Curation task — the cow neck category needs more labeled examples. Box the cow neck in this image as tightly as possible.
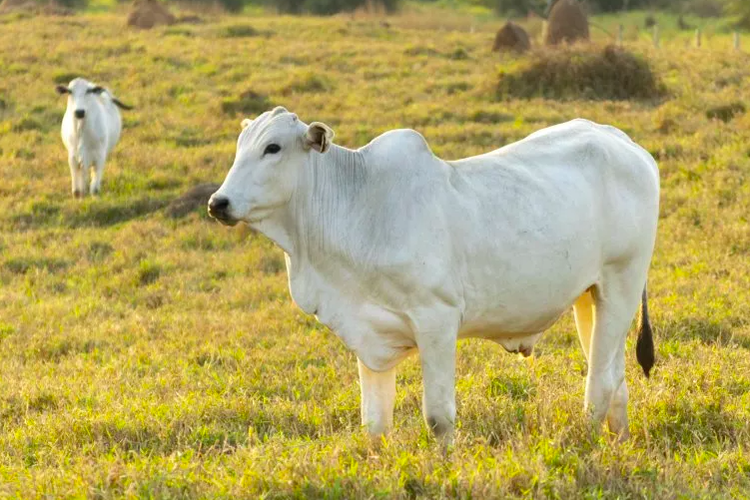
[285,143,368,264]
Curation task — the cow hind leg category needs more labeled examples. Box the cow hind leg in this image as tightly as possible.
[358,359,397,439]
[581,275,642,440]
[573,288,594,359]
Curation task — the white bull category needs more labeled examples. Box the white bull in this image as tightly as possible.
[208,107,659,442]
[56,78,132,197]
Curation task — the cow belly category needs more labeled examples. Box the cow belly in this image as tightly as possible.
[458,305,567,356]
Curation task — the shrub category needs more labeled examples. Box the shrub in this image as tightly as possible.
[220,24,260,37]
[496,45,666,101]
[706,102,746,122]
[221,90,273,116]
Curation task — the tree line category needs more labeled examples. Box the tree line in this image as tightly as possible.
[52,0,750,23]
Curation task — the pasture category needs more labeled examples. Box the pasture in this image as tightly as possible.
[1,6,750,498]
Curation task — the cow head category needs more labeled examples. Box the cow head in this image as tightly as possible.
[208,106,335,226]
[56,78,105,121]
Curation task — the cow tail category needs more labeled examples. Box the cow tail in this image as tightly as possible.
[636,286,655,377]
[112,97,134,111]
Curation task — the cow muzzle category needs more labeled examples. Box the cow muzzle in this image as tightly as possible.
[74,109,86,120]
[207,195,238,226]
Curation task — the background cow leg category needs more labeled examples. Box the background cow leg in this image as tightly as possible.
[585,277,642,440]
[79,160,90,197]
[90,156,105,195]
[68,154,83,198]
[358,358,396,439]
[418,332,457,444]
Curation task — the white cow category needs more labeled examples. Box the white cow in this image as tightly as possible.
[56,78,132,197]
[208,107,659,442]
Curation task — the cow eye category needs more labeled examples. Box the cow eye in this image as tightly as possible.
[264,144,281,155]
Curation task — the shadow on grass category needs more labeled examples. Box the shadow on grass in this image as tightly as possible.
[9,195,170,230]
[657,317,750,349]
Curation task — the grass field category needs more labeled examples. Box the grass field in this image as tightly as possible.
[1,6,750,498]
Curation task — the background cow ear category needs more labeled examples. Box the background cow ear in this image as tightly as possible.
[55,85,70,95]
[304,122,335,153]
[241,118,253,129]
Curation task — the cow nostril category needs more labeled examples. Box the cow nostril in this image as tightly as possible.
[74,110,85,119]
[208,196,230,213]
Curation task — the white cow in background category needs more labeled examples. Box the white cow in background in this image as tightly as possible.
[208,107,659,443]
[56,78,132,197]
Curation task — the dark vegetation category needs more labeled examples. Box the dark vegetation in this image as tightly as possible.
[496,45,666,101]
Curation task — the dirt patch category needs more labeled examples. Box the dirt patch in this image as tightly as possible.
[493,22,531,53]
[545,0,589,46]
[165,183,220,219]
[126,0,176,29]
[496,45,666,101]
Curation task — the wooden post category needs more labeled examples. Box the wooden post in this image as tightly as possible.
[653,25,659,48]
[542,20,548,44]
[617,24,624,47]
[735,32,741,51]
[695,28,701,48]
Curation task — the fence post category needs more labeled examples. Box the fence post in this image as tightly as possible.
[735,32,741,51]
[653,25,659,48]
[618,24,624,47]
[695,28,701,48]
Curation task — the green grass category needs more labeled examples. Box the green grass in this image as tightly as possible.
[1,8,750,499]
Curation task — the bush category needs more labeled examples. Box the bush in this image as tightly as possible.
[218,0,245,12]
[706,102,745,122]
[496,45,666,101]
[493,0,545,16]
[273,0,399,15]
[724,0,750,28]
[682,0,723,17]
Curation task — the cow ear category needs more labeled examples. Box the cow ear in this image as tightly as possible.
[304,122,335,153]
[241,118,252,129]
[56,85,70,95]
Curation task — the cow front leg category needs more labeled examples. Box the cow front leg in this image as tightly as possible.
[358,358,396,439]
[68,154,83,198]
[90,156,105,195]
[418,334,457,444]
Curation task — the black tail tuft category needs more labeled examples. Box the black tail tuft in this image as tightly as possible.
[636,287,655,377]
